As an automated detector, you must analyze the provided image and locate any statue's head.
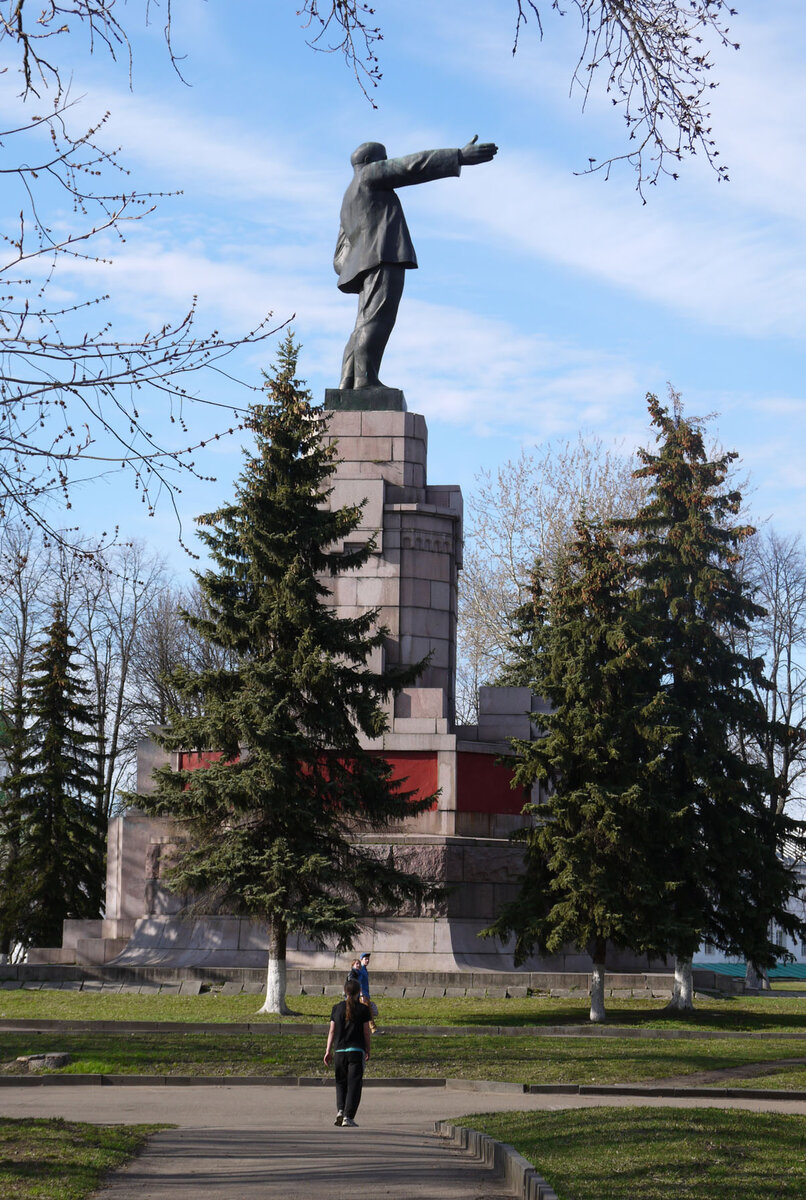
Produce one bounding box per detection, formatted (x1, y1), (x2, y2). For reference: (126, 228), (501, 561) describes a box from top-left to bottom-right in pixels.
(351, 142), (387, 167)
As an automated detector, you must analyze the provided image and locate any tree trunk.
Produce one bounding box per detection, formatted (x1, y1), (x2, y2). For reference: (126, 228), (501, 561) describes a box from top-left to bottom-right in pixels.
(589, 939), (607, 1023)
(666, 955), (694, 1011)
(745, 962), (771, 991)
(258, 917), (290, 1015)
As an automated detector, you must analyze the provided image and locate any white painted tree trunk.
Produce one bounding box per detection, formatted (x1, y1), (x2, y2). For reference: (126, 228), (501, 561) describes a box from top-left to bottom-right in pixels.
(589, 960), (607, 1023)
(666, 955), (694, 1011)
(745, 962), (771, 991)
(258, 919), (290, 1015)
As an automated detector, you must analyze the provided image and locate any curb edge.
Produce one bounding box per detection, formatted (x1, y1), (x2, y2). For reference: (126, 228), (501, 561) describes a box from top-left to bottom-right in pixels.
(435, 1119), (558, 1200)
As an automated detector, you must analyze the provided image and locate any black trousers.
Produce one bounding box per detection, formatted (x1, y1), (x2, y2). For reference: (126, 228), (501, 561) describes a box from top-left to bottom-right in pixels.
(334, 1050), (365, 1118)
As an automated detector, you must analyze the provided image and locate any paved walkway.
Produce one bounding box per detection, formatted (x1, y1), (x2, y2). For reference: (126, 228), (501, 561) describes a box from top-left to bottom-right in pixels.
(3, 1082), (806, 1199)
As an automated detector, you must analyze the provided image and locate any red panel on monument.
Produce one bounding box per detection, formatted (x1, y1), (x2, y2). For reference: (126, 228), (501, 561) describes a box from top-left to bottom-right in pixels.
(178, 747), (438, 809)
(178, 750), (225, 771)
(456, 751), (529, 814)
(371, 750), (439, 808)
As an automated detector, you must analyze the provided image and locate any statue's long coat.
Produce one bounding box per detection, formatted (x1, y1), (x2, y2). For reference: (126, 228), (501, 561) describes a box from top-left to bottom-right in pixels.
(334, 149), (462, 294)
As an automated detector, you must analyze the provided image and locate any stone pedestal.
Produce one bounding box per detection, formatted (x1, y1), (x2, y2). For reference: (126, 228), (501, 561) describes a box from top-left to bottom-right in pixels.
(324, 385), (406, 412)
(322, 405), (462, 722)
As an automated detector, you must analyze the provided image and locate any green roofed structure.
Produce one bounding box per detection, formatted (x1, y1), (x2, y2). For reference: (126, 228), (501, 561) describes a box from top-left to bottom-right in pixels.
(694, 961), (806, 981)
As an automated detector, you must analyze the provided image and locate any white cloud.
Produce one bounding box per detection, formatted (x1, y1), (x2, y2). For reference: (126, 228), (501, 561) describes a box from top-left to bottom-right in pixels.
(704, 6), (806, 221)
(104, 94), (337, 213)
(58, 231), (647, 449)
(422, 151), (806, 341)
(384, 298), (641, 441)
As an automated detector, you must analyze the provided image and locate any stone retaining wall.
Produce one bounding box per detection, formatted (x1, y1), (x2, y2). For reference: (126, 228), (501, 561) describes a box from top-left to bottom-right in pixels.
(0, 964), (741, 996)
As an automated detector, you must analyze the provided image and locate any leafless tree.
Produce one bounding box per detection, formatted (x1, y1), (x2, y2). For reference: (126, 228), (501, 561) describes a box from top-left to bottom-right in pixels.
(0, 526), (174, 821)
(69, 541), (171, 817)
(127, 579), (237, 729)
(126, 588), (190, 729)
(739, 529), (806, 822)
(0, 525), (59, 959)
(724, 528), (806, 987)
(299, 1), (739, 196)
(0, 1), (282, 556)
(457, 434), (645, 722)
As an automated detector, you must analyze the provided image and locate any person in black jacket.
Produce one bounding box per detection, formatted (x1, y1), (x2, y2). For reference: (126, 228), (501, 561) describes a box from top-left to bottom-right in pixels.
(323, 977), (372, 1127)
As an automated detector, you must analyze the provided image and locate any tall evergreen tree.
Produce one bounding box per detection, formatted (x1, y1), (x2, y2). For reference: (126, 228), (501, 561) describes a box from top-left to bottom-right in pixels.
(616, 392), (803, 1008)
(0, 703), (24, 960)
(487, 520), (676, 1021)
(138, 336), (435, 1014)
(4, 605), (105, 948)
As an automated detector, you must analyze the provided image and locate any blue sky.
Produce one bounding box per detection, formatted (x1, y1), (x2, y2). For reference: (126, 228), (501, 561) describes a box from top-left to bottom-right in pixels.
(9, 0), (806, 569)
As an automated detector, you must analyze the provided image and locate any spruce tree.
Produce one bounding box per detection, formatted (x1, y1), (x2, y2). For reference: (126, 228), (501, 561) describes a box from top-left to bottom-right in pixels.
(5, 605), (105, 948)
(0, 704), (23, 960)
(488, 520), (676, 1021)
(616, 392), (803, 1008)
(138, 336), (435, 1013)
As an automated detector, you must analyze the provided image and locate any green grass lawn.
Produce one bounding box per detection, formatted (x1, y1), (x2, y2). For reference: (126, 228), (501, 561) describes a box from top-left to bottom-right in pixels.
(705, 1063), (806, 1091)
(451, 1108), (806, 1200)
(0, 1117), (163, 1199)
(0, 1030), (802, 1084)
(1, 989), (805, 1033)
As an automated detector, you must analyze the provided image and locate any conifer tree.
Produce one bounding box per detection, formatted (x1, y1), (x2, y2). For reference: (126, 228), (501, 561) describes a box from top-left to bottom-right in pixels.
(616, 392), (803, 1009)
(0, 704), (23, 960)
(138, 335), (435, 1014)
(488, 520), (676, 1021)
(4, 605), (104, 948)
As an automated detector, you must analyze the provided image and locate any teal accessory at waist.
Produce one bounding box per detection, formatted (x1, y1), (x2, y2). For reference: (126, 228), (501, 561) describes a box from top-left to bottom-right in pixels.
(336, 1047), (365, 1053)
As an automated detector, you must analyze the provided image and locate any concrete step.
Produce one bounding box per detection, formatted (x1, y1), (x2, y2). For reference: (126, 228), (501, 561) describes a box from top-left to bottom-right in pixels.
(26, 947), (76, 966)
(75, 937), (132, 966)
(0, 963), (735, 997)
(61, 920), (104, 950)
(102, 919), (138, 941)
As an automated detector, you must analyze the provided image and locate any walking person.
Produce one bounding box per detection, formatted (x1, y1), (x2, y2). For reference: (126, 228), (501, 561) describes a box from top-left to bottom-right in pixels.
(323, 977), (371, 1127)
(357, 950), (378, 1033)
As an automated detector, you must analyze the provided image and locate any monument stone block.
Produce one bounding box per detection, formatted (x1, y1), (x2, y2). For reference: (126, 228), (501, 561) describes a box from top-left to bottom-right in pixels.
(394, 688), (447, 719)
(360, 409), (412, 437)
(400, 578), (431, 607)
(430, 580), (452, 610)
(476, 715), (533, 742)
(324, 409), (362, 435)
(479, 686), (534, 716)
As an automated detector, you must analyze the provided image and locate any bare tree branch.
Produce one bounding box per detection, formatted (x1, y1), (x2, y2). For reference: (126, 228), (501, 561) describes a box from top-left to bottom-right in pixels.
(298, 0), (383, 105)
(298, 1), (739, 195)
(0, 2), (287, 556)
(457, 434), (646, 723)
(736, 528), (806, 826)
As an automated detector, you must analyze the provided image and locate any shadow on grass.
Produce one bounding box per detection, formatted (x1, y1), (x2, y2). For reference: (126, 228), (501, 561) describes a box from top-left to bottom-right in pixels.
(372, 995), (806, 1034)
(0, 1031), (801, 1085)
